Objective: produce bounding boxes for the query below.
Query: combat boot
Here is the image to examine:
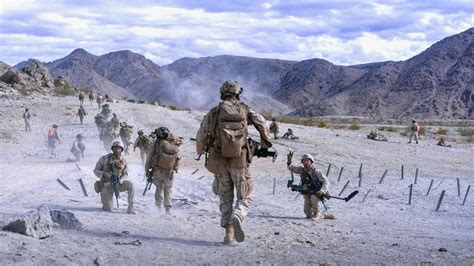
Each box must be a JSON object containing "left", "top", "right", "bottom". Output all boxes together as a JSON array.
[
  {"left": 127, "top": 203, "right": 136, "bottom": 214},
  {"left": 165, "top": 206, "right": 171, "bottom": 214},
  {"left": 223, "top": 224, "right": 235, "bottom": 245},
  {"left": 231, "top": 214, "right": 245, "bottom": 242}
]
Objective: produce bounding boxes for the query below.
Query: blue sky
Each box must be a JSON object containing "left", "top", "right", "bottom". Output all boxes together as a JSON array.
[{"left": 0, "top": 0, "right": 472, "bottom": 66}]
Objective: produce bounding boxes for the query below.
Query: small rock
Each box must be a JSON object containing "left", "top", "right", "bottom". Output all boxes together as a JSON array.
[
  {"left": 438, "top": 247, "right": 447, "bottom": 252},
  {"left": 274, "top": 232, "right": 280, "bottom": 235},
  {"left": 94, "top": 257, "right": 104, "bottom": 265},
  {"left": 50, "top": 209, "right": 82, "bottom": 230},
  {"left": 121, "top": 231, "right": 129, "bottom": 235},
  {"left": 392, "top": 243, "right": 399, "bottom": 246}
]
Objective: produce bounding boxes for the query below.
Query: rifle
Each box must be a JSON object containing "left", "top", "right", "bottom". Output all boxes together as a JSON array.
[
  {"left": 111, "top": 163, "right": 120, "bottom": 208},
  {"left": 143, "top": 177, "right": 153, "bottom": 196},
  {"left": 248, "top": 137, "right": 277, "bottom": 162},
  {"left": 287, "top": 171, "right": 358, "bottom": 210}
]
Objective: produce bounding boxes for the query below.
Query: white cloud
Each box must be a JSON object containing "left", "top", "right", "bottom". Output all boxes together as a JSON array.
[{"left": 0, "top": 1, "right": 472, "bottom": 66}]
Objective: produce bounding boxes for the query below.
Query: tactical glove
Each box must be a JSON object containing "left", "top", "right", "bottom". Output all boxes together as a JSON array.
[
  {"left": 323, "top": 191, "right": 331, "bottom": 200},
  {"left": 257, "top": 148, "right": 268, "bottom": 157},
  {"left": 287, "top": 151, "right": 293, "bottom": 165}
]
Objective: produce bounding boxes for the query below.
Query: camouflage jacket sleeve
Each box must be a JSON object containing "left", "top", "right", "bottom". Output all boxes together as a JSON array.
[
  {"left": 133, "top": 137, "right": 139, "bottom": 149},
  {"left": 195, "top": 109, "right": 215, "bottom": 155},
  {"left": 287, "top": 164, "right": 304, "bottom": 174},
  {"left": 144, "top": 142, "right": 156, "bottom": 172},
  {"left": 94, "top": 155, "right": 108, "bottom": 179},
  {"left": 243, "top": 103, "right": 272, "bottom": 148},
  {"left": 119, "top": 157, "right": 129, "bottom": 180}
]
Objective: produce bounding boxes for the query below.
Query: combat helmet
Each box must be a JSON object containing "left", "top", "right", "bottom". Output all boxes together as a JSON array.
[
  {"left": 155, "top": 127, "right": 170, "bottom": 140},
  {"left": 220, "top": 81, "right": 242, "bottom": 96},
  {"left": 111, "top": 140, "right": 124, "bottom": 150},
  {"left": 301, "top": 153, "right": 314, "bottom": 163}
]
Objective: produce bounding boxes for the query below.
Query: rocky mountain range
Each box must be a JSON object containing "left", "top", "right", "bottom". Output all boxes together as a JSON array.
[{"left": 8, "top": 27, "right": 474, "bottom": 119}]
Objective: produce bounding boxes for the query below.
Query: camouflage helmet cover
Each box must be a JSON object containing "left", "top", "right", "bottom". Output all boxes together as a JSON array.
[
  {"left": 219, "top": 80, "right": 241, "bottom": 95},
  {"left": 111, "top": 140, "right": 124, "bottom": 150},
  {"left": 301, "top": 153, "right": 314, "bottom": 163}
]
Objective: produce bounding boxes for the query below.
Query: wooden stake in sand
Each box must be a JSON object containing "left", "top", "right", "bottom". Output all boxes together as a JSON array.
[
  {"left": 339, "top": 180, "right": 350, "bottom": 196},
  {"left": 456, "top": 178, "right": 461, "bottom": 197},
  {"left": 462, "top": 185, "right": 471, "bottom": 206},
  {"left": 361, "top": 188, "right": 373, "bottom": 203},
  {"left": 435, "top": 190, "right": 446, "bottom": 212},
  {"left": 379, "top": 169, "right": 388, "bottom": 184},
  {"left": 408, "top": 184, "right": 413, "bottom": 205},
  {"left": 191, "top": 169, "right": 199, "bottom": 175},
  {"left": 56, "top": 178, "right": 71, "bottom": 191},
  {"left": 326, "top": 164, "right": 331, "bottom": 177},
  {"left": 272, "top": 178, "right": 276, "bottom": 195},
  {"left": 414, "top": 168, "right": 418, "bottom": 184},
  {"left": 358, "top": 164, "right": 363, "bottom": 178},
  {"left": 401, "top": 165, "right": 404, "bottom": 180},
  {"left": 78, "top": 178, "right": 88, "bottom": 197},
  {"left": 426, "top": 179, "right": 434, "bottom": 196},
  {"left": 358, "top": 174, "right": 362, "bottom": 188},
  {"left": 435, "top": 177, "right": 445, "bottom": 190},
  {"left": 337, "top": 167, "right": 344, "bottom": 182}
]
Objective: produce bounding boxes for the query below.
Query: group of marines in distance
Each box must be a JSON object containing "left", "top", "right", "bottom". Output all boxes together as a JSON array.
[{"left": 21, "top": 80, "right": 449, "bottom": 245}]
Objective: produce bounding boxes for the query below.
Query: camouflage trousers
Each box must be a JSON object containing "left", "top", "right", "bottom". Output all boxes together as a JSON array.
[
  {"left": 24, "top": 119, "right": 31, "bottom": 132},
  {"left": 152, "top": 169, "right": 174, "bottom": 208},
  {"left": 139, "top": 148, "right": 147, "bottom": 165},
  {"left": 409, "top": 132, "right": 419, "bottom": 143},
  {"left": 303, "top": 194, "right": 320, "bottom": 218},
  {"left": 100, "top": 180, "right": 135, "bottom": 212},
  {"left": 213, "top": 167, "right": 253, "bottom": 228},
  {"left": 79, "top": 115, "right": 84, "bottom": 125}
]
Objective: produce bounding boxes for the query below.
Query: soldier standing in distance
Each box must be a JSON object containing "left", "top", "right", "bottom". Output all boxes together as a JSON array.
[
  {"left": 408, "top": 120, "right": 420, "bottom": 144},
  {"left": 78, "top": 91, "right": 85, "bottom": 106},
  {"left": 269, "top": 118, "right": 279, "bottom": 139},
  {"left": 196, "top": 81, "right": 272, "bottom": 244},
  {"left": 47, "top": 124, "right": 61, "bottom": 158},
  {"left": 145, "top": 127, "right": 182, "bottom": 214},
  {"left": 23, "top": 108, "right": 31, "bottom": 132},
  {"left": 88, "top": 91, "right": 94, "bottom": 106},
  {"left": 77, "top": 106, "right": 87, "bottom": 125}
]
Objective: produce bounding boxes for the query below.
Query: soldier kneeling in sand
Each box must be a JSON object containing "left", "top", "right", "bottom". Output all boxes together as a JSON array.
[
  {"left": 287, "top": 152, "right": 334, "bottom": 220},
  {"left": 282, "top": 128, "right": 298, "bottom": 140},
  {"left": 94, "top": 141, "right": 135, "bottom": 214}
]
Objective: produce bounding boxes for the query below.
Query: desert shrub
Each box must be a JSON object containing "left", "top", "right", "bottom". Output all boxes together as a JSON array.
[
  {"left": 332, "top": 124, "right": 347, "bottom": 129},
  {"left": 168, "top": 105, "right": 178, "bottom": 111},
  {"left": 55, "top": 86, "right": 76, "bottom": 96},
  {"left": 436, "top": 128, "right": 448, "bottom": 135},
  {"left": 348, "top": 123, "right": 360, "bottom": 130},
  {"left": 378, "top": 126, "right": 397, "bottom": 132},
  {"left": 419, "top": 126, "right": 426, "bottom": 135},
  {"left": 81, "top": 87, "right": 93, "bottom": 94},
  {"left": 458, "top": 127, "right": 474, "bottom": 137},
  {"left": 317, "top": 121, "right": 327, "bottom": 128}
]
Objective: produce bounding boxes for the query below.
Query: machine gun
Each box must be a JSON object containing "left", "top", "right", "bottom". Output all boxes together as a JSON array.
[
  {"left": 111, "top": 163, "right": 120, "bottom": 208},
  {"left": 143, "top": 168, "right": 154, "bottom": 196},
  {"left": 248, "top": 137, "right": 277, "bottom": 162},
  {"left": 287, "top": 171, "right": 358, "bottom": 210}
]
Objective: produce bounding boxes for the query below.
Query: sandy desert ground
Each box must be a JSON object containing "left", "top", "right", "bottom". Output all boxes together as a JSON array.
[{"left": 0, "top": 95, "right": 473, "bottom": 265}]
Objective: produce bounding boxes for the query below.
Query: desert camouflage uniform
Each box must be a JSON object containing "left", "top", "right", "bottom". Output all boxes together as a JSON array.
[
  {"left": 77, "top": 106, "right": 87, "bottom": 125},
  {"left": 101, "top": 104, "right": 112, "bottom": 119},
  {"left": 79, "top": 91, "right": 85, "bottom": 106},
  {"left": 94, "top": 114, "right": 107, "bottom": 140},
  {"left": 89, "top": 92, "right": 94, "bottom": 105},
  {"left": 119, "top": 123, "right": 133, "bottom": 154},
  {"left": 287, "top": 164, "right": 329, "bottom": 218},
  {"left": 23, "top": 110, "right": 31, "bottom": 132},
  {"left": 145, "top": 133, "right": 181, "bottom": 209},
  {"left": 196, "top": 98, "right": 272, "bottom": 233},
  {"left": 269, "top": 120, "right": 279, "bottom": 139},
  {"left": 133, "top": 133, "right": 150, "bottom": 164},
  {"left": 94, "top": 153, "right": 135, "bottom": 212},
  {"left": 102, "top": 122, "right": 117, "bottom": 151}
]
